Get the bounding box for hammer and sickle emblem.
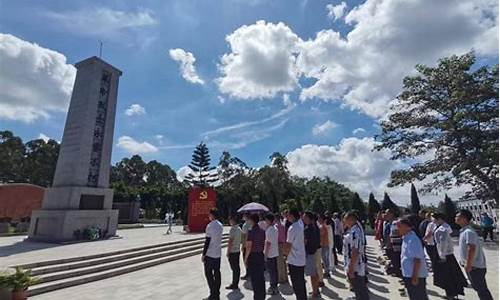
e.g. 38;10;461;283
200;191;208;200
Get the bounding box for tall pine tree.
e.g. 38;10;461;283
439;194;458;229
367;193;381;228
410;183;421;214
351;192;367;223
381;192;399;216
184;142;218;187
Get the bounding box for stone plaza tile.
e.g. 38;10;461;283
20;233;497;300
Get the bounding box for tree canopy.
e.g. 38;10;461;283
381;192;400;216
367;192;381;228
184;142;218;187
0;130;59;186
439;194;458;229
376;52;499;203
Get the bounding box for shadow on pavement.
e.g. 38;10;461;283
0;239;60;258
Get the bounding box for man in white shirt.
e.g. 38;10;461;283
432;212;467;299
455;209;494;300
284;209;306;300
264;214;279;295
202;208;223;300
422;211;438;270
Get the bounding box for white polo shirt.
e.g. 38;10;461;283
286;220;306;266
265;224;279;258
205;220;223;258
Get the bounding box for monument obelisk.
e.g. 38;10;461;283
29;56;121;242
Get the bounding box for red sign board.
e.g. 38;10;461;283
187;187;216;232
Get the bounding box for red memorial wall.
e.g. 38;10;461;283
187;187;216;232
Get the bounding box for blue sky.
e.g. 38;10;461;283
0;0;497;204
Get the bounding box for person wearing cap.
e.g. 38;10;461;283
455;209;494;300
397;216;429;300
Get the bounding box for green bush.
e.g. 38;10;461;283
5;267;39;291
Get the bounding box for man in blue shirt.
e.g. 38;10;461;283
397;216;429;300
480;212;495;242
456;210;494;300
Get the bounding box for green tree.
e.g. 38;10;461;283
327;192;340;213
439;194;458;229
410;183;421;214
0;130;26;183
255;152;292;211
184;142;218;187
110;155;147;186
144;160;177;187
217;151;252;216
367;193;381;228
351;192;367;223
23;138;59;186
375;52;499;203
381;192;399;216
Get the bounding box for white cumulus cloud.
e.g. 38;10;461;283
124;104;146;116
217;0;498;119
298;0;498;118
312;120;338;136
326;2;347;21
286;137;471;205
0;33;76;123
117;136;158;154
176;165;193;182
169;48;204;85
217;20;301;99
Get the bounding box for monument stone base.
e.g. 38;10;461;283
27;186;118;243
28;209;118;243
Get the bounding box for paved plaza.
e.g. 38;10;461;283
1;227;495;300
0;226;211;266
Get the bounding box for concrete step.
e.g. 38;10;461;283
16;234;228;269
30;237;228;276
36;241;228;284
27;248;205;296
22;235;230;296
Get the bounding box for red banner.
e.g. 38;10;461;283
187;187;216;233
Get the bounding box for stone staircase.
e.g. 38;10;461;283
13;235;228;297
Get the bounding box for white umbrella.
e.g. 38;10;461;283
237;202;269;213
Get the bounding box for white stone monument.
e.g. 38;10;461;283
28;56;121;242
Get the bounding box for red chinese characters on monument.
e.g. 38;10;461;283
187;187;216;232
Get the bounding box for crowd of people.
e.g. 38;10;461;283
374;209;494;300
200;207;495;300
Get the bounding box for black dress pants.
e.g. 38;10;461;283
204;256;221;300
